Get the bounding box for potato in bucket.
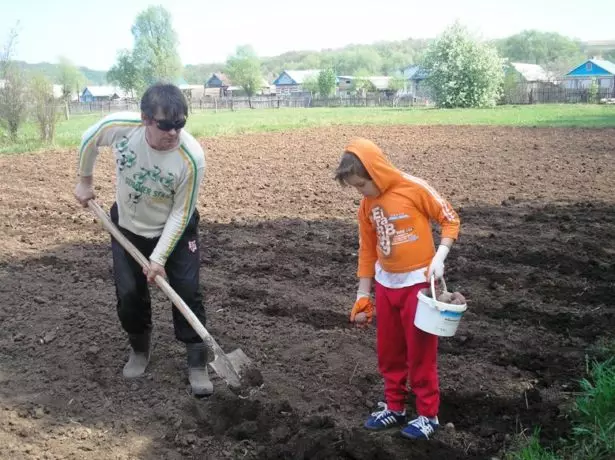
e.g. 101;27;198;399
415;276;467;337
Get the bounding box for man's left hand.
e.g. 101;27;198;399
144;261;166;284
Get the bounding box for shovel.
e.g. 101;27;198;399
87;200;251;390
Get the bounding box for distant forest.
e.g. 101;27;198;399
14;31;615;86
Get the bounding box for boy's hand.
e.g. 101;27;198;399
427;244;450;280
350;296;374;327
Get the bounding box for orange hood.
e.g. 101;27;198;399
344;138;402;194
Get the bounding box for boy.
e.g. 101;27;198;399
73;83;212;397
334;137;460;440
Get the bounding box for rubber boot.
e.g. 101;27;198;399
123;330;151;379
186;342;213;397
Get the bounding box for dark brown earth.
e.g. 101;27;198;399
0;125;614;459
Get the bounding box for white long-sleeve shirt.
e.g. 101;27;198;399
78;111;206;266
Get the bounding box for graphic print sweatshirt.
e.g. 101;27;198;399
78;112;206;266
345;138;460;280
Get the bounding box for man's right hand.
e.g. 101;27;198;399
74;180;95;207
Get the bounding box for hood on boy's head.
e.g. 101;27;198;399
344;137;402;194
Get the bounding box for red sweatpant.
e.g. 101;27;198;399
375;281;439;417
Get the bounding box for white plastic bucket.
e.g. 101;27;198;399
414;276;467;337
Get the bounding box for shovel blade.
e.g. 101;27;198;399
209;348;252;389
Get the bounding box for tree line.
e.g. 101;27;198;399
9;5;615;91
1;6;613;143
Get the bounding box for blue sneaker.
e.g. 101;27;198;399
364;402;407;430
401;415;439;440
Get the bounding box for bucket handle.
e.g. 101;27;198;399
430;275;447;300
428;275;467;312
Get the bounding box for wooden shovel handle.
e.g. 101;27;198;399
87;200;223;358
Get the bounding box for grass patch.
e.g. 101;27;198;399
1;104;614;155
506;357;615;460
506;429;561;460
571;359;615;458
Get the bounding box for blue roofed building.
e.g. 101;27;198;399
402;64;430;97
563;58;615;90
273;70;322;94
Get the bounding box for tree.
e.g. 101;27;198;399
318;68;336;97
495;30;585;79
423;21;504;108
57;56;85;119
30;73;58;142
496;30;584;66
58;56;84;102
387;74;407;93
0;24;27;141
225;45;262;106
302;75;319;94
351;70;376;96
131;6;182;85
107;49;143;98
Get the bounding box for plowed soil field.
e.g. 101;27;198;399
1;124;614;459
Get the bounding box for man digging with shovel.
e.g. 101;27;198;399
73;83;212;397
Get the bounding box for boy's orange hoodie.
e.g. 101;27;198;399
345;138;460;278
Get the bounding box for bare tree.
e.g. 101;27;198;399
30;73;58;142
0;24;27;141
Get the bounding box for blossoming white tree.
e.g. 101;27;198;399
423;22;505;108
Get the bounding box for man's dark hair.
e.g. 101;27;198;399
140;83;188;120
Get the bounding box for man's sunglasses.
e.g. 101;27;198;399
154;118;187;132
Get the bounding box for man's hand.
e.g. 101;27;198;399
143;261;166;284
74;178;95;207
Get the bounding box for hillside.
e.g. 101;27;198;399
14;61;107;85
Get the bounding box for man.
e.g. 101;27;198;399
73;83;212;397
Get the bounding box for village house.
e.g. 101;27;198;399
562;58;615;91
80;86;128;102
273;70;322;94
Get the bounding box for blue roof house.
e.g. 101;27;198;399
402;64;430;97
563;58;615;90
273;70;322;94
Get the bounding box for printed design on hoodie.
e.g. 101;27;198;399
371;206;418;257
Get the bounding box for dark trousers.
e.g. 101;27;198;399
110;202;206;343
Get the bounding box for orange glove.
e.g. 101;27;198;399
350;296;374;325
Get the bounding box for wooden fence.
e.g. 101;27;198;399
58;85;614;116
501;83;614;105
63;94;432;115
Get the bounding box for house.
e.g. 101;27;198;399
226;78;275;96
502;62;559;104
273;70;322;94
205;73;273;97
563;58;615;90
337;76;354;94
506;62;556;84
178;83;205;101
81;86;127;102
205;72;232;97
206;72;232;89
336;75;393;96
402;65;430;97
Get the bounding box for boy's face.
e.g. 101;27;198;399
345;175;380;198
